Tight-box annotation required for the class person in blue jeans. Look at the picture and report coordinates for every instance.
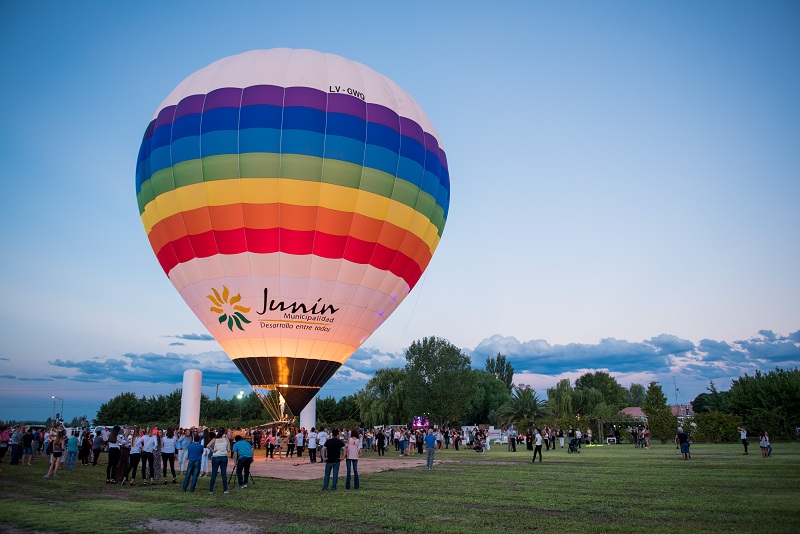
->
[207,428,230,494]
[345,428,361,490]
[182,434,204,492]
[231,435,253,488]
[322,429,345,491]
[424,428,437,469]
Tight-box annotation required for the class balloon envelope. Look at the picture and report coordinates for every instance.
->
[135,49,449,415]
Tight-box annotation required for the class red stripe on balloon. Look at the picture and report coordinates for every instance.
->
[157,230,424,288]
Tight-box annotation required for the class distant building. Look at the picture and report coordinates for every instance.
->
[670,404,695,418]
[619,407,647,419]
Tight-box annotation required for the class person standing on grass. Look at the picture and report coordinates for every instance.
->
[105,426,126,483]
[738,427,749,455]
[424,428,437,470]
[532,428,543,463]
[322,429,345,491]
[65,431,79,470]
[208,427,230,494]
[345,428,361,489]
[176,429,191,475]
[161,428,177,484]
[182,434,204,492]
[376,429,386,457]
[232,434,253,488]
[676,427,690,460]
[200,428,211,477]
[92,429,103,467]
[21,427,35,466]
[764,431,772,457]
[44,435,64,478]
[125,427,143,485]
[140,427,157,485]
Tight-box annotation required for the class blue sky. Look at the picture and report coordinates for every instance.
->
[1,1,798,422]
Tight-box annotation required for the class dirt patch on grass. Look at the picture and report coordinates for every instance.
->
[248,455,433,480]
[140,518,259,534]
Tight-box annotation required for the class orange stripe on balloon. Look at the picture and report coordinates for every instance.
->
[148,204,433,270]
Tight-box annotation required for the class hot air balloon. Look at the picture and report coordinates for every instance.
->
[135,49,449,420]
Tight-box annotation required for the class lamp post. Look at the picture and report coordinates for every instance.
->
[51,396,64,424]
[237,390,244,423]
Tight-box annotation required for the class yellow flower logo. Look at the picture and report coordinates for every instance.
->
[208,286,251,331]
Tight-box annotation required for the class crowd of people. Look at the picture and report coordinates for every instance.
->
[0,420,777,489]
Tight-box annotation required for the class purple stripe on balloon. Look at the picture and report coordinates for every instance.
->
[204,87,243,110]
[142,119,156,142]
[328,92,366,120]
[174,94,205,120]
[285,86,326,110]
[399,117,424,145]
[423,132,439,154]
[439,149,448,170]
[242,85,284,107]
[366,103,400,131]
[155,105,177,130]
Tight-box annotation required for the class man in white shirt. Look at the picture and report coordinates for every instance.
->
[317,428,328,461]
[532,429,543,463]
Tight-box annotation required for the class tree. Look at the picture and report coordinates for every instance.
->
[575,371,627,410]
[726,367,800,438]
[495,386,548,428]
[627,383,646,407]
[485,352,514,390]
[357,368,409,427]
[464,370,512,425]
[96,392,142,424]
[404,336,477,427]
[693,411,741,443]
[691,381,730,414]
[642,381,678,443]
[547,379,575,420]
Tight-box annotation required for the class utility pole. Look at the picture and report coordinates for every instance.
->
[672,376,680,415]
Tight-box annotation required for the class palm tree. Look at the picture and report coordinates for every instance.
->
[495,386,548,427]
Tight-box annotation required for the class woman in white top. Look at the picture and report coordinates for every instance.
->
[161,428,177,484]
[105,426,127,484]
[200,428,210,476]
[345,428,361,490]
[207,428,229,493]
[140,428,158,486]
[125,427,143,485]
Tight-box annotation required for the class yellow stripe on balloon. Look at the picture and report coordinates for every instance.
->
[141,178,442,252]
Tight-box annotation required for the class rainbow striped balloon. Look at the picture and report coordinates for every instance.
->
[135,49,449,415]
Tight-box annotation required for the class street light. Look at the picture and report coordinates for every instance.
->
[51,396,64,423]
[237,390,244,423]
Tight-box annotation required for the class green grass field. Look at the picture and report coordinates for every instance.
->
[1,442,798,533]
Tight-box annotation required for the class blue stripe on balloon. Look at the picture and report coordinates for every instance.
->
[283,107,325,134]
[281,130,325,158]
[151,124,172,152]
[150,145,172,175]
[240,105,282,130]
[172,114,202,142]
[366,122,400,153]
[170,135,201,166]
[363,144,399,177]
[239,128,281,154]
[323,136,365,167]
[326,112,366,143]
[201,107,239,133]
[137,105,449,205]
[201,130,238,157]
